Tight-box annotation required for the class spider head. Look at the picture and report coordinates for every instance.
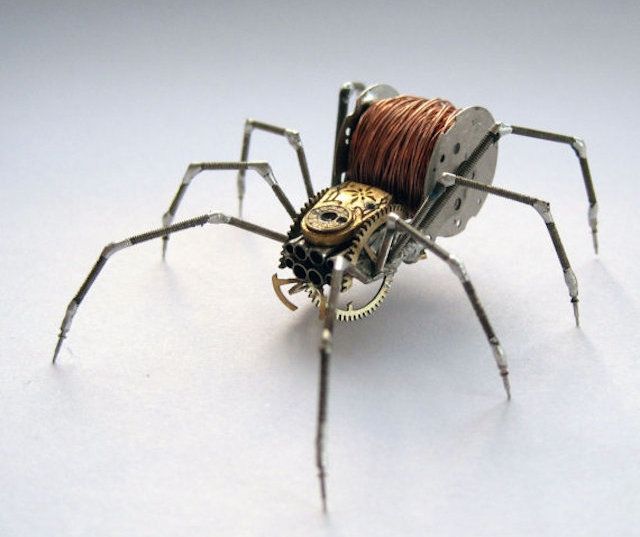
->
[278,181,392,287]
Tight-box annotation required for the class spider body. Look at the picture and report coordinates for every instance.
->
[52,82,599,511]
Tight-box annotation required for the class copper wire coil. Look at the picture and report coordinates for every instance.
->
[348,95,460,211]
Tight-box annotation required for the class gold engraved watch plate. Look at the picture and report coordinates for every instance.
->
[301,181,392,246]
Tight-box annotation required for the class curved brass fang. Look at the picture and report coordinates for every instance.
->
[271,274,304,311]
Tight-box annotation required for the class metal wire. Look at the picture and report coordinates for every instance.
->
[348,95,460,210]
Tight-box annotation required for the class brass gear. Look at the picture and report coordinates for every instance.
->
[307,204,406,322]
[307,275,394,322]
[343,204,405,266]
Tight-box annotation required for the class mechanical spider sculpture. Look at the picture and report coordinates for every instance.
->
[53,82,599,511]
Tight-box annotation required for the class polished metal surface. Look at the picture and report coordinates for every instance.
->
[300,181,392,247]
[423,106,498,238]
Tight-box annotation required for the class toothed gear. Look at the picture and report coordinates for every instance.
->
[343,204,404,266]
[307,204,406,322]
[307,274,394,321]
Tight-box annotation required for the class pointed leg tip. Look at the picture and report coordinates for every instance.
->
[572,299,580,328]
[161,237,168,260]
[317,471,328,514]
[52,337,64,365]
[500,371,511,400]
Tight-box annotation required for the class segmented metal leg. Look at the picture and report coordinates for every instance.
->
[440,173,580,326]
[52,213,286,364]
[392,122,600,259]
[160,161,295,258]
[390,215,511,399]
[506,125,599,254]
[316,255,348,512]
[237,119,314,208]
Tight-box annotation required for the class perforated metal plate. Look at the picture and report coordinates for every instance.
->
[423,106,498,238]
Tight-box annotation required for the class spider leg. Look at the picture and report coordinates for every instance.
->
[161,161,295,258]
[52,213,286,364]
[237,120,315,204]
[506,125,599,254]
[315,254,348,513]
[439,173,580,326]
[389,215,511,399]
[398,123,599,257]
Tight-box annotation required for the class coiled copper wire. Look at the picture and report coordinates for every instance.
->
[348,95,460,211]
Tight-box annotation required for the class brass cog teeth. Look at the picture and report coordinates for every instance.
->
[304,200,406,322]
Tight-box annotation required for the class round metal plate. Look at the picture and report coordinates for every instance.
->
[355,83,399,108]
[423,106,498,238]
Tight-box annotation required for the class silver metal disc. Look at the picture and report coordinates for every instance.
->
[355,83,399,108]
[423,106,498,238]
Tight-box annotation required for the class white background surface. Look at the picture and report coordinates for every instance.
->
[2,1,639,535]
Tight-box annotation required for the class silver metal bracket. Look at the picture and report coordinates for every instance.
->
[182,164,203,186]
[208,213,231,225]
[572,138,587,159]
[439,172,456,187]
[533,200,553,223]
[491,122,513,138]
[564,267,579,298]
[284,130,303,149]
[60,301,79,332]
[101,240,132,259]
[249,162,276,185]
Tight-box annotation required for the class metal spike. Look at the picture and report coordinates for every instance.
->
[52,301,78,365]
[502,371,512,400]
[52,334,65,364]
[319,469,328,514]
[572,298,580,327]
[592,230,599,255]
[491,341,511,400]
[161,236,169,260]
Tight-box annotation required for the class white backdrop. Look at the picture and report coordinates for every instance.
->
[1,1,639,535]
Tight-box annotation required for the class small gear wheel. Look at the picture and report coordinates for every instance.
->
[307,204,406,321]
